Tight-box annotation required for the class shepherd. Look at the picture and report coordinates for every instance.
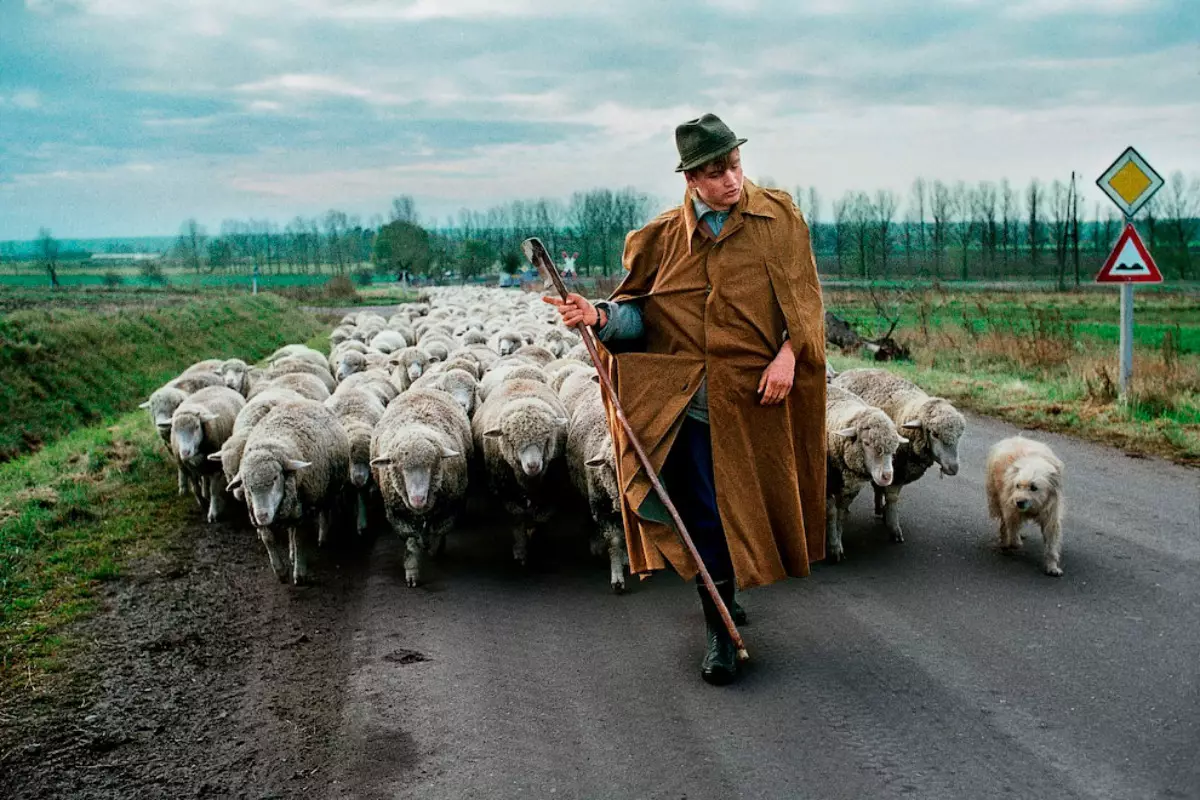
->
[544,113,827,685]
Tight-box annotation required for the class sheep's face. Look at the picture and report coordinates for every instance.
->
[372,437,459,513]
[1007,456,1059,515]
[349,436,373,489]
[498,334,521,356]
[337,352,366,382]
[923,399,964,476]
[235,452,309,528]
[484,405,567,479]
[584,444,619,514]
[171,413,206,463]
[221,365,248,395]
[400,349,429,380]
[858,412,906,487]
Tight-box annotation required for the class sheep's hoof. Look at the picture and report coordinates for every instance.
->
[828,546,844,564]
[292,571,308,586]
[889,530,905,543]
[405,574,420,588]
[1044,564,1063,577]
[611,580,627,595]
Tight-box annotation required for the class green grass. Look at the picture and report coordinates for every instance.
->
[0,294,327,462]
[0,411,186,695]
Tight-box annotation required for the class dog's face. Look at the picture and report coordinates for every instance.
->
[1007,456,1059,514]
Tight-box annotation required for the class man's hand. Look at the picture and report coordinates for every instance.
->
[757,345,796,405]
[542,293,602,329]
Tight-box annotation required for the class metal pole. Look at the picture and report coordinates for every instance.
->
[1118,213,1134,401]
[1119,281,1133,399]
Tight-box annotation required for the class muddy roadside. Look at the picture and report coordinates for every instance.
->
[0,516,370,800]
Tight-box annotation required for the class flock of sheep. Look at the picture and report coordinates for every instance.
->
[139,287,1067,591]
[140,289,626,590]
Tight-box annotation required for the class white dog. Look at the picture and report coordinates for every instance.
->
[985,436,1066,576]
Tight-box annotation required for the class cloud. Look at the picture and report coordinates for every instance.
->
[1,0,1196,237]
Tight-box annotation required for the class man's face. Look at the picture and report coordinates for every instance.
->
[685,148,743,211]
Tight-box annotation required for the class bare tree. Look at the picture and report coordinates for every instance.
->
[1160,170,1199,279]
[874,189,898,276]
[930,181,951,278]
[174,219,208,278]
[832,192,853,276]
[999,179,1016,274]
[910,177,927,254]
[37,227,60,289]
[1027,179,1043,277]
[950,182,977,280]
[390,195,418,225]
[1047,179,1071,290]
[977,182,998,277]
[807,187,821,252]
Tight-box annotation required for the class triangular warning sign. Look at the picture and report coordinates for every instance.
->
[1095,224,1162,284]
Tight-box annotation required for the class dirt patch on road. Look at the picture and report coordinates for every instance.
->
[0,518,370,799]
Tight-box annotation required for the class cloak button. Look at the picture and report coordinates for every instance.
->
[705,283,712,294]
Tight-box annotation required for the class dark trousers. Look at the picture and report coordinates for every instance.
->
[662,416,735,583]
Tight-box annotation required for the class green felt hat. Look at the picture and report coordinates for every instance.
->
[674,113,747,172]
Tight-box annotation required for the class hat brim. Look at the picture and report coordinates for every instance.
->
[675,137,747,172]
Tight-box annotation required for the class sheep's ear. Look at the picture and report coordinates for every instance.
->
[138,400,152,409]
[590,374,600,384]
[897,435,910,445]
[441,447,460,459]
[227,474,243,492]
[482,427,503,439]
[833,427,858,440]
[370,456,393,467]
[198,409,219,423]
[207,452,223,462]
[555,416,569,426]
[584,453,608,468]
[284,459,312,471]
[901,419,923,429]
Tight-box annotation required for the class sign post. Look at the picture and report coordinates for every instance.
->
[1095,147,1164,399]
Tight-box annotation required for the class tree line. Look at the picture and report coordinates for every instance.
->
[13,170,1198,289]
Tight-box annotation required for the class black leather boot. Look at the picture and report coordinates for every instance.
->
[698,580,739,686]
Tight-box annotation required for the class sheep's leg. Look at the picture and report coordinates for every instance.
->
[404,536,423,587]
[874,484,886,517]
[177,466,188,496]
[879,486,904,542]
[206,474,225,523]
[512,524,532,567]
[826,498,844,564]
[258,527,289,583]
[317,509,331,546]
[356,491,368,534]
[290,526,309,585]
[190,474,206,511]
[607,526,627,593]
[1041,518,1064,577]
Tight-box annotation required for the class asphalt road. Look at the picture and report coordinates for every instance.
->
[323,413,1200,800]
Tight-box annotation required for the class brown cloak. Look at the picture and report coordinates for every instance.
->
[597,179,827,591]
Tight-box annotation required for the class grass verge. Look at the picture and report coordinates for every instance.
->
[0,410,184,700]
[0,294,327,462]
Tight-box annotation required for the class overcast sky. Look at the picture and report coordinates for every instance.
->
[1,0,1196,239]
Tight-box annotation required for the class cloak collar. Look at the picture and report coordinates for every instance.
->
[684,179,777,254]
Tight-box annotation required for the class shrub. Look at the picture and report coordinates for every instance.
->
[353,268,374,287]
[102,270,123,289]
[139,261,167,286]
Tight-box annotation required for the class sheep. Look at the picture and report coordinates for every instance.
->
[564,381,627,592]
[267,357,336,394]
[170,386,245,522]
[334,369,399,406]
[986,436,1066,576]
[228,399,351,585]
[140,371,225,493]
[558,370,601,417]
[371,388,472,587]
[461,343,500,373]
[168,370,226,395]
[326,386,387,533]
[417,337,452,364]
[370,330,409,354]
[472,378,570,567]
[823,386,908,563]
[391,346,430,389]
[258,372,331,402]
[183,358,225,376]
[549,361,594,395]
[330,325,355,346]
[511,344,556,369]
[459,330,489,346]
[412,367,480,418]
[268,345,328,371]
[831,368,966,544]
[329,339,369,370]
[489,329,525,357]
[478,363,548,402]
[566,343,593,365]
[207,387,305,504]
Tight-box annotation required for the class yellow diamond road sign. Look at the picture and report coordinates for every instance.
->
[1097,146,1163,218]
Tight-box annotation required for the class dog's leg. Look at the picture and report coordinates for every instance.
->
[1000,509,1023,550]
[882,486,904,543]
[1041,518,1063,577]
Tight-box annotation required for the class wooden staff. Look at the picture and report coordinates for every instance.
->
[522,237,748,662]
